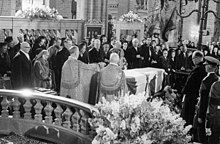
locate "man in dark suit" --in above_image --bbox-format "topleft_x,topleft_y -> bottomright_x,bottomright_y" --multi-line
140,38 -> 151,67
89,39 -> 102,63
127,38 -> 143,69
12,33 -> 24,60
182,51 -> 207,126
178,45 -> 189,70
11,42 -> 32,89
158,49 -> 170,72
100,42 -> 110,65
195,56 -> 219,143
11,42 -> 33,118
54,38 -> 70,93
5,36 -> 15,61
150,44 -> 162,68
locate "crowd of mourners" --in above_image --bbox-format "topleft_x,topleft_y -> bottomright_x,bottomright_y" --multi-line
1,33 -> 220,90
1,33 -> 220,143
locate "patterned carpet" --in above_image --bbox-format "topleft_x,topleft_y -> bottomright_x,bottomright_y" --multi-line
0,133 -> 55,144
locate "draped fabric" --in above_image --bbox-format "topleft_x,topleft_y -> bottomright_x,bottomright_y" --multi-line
0,52 -> 11,76
162,7 -> 177,42
97,64 -> 127,102
33,58 -> 50,89
60,57 -> 100,103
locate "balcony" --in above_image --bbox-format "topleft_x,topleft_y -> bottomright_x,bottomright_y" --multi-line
0,89 -> 94,144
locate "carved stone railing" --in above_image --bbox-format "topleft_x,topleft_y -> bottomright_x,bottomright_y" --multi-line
0,16 -> 84,43
0,89 -> 94,144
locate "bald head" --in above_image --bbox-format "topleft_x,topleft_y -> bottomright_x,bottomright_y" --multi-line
17,33 -> 24,43
94,39 -> 101,50
192,50 -> 204,65
115,41 -> 121,49
69,46 -> 79,59
132,38 -> 139,47
20,42 -> 31,54
110,53 -> 120,65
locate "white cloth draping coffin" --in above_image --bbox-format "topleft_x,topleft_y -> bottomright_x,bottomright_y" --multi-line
124,67 -> 165,95
60,57 -> 99,103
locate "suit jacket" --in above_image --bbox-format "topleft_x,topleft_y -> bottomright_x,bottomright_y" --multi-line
88,48 -> 102,63
54,47 -> 70,92
150,50 -> 162,68
187,55 -> 194,70
11,51 -> 32,89
127,46 -> 142,69
175,54 -> 182,70
12,43 -> 21,58
55,47 -> 70,72
78,52 -> 89,64
169,57 -> 176,70
198,73 -> 219,121
206,81 -> 220,129
158,56 -> 170,72
182,61 -> 207,100
0,52 -> 11,76
140,44 -> 151,67
179,51 -> 188,69
99,49 -> 110,64
182,62 -> 207,125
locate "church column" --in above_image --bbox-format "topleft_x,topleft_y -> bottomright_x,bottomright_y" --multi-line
90,0 -> 94,20
103,0 -> 108,35
10,0 -> 16,16
76,0 -> 86,20
45,0 -> 50,7
22,0 -> 32,10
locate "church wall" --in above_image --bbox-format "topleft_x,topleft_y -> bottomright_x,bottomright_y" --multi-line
206,0 -> 217,42
0,0 -> 15,16
55,0 -> 72,19
182,1 -> 217,44
181,2 -> 201,43
213,2 -> 220,42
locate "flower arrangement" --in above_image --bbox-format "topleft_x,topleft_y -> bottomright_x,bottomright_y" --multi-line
15,6 -> 63,21
119,11 -> 143,23
89,93 -> 191,144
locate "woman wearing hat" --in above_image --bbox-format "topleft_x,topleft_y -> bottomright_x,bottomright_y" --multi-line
33,50 -> 51,89
0,42 -> 10,77
78,42 -> 89,64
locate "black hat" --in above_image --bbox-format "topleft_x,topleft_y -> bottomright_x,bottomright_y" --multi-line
204,56 -> 220,66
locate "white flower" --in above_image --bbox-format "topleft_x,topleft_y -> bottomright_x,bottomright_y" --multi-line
134,116 -> 141,127
15,10 -> 23,17
120,120 -> 126,130
183,125 -> 192,134
119,11 -> 143,23
90,92 -> 190,143
57,15 -> 64,20
92,139 -> 101,144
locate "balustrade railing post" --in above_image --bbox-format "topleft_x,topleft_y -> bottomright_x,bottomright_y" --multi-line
1,96 -> 8,117
79,110 -> 89,135
0,89 -> 93,143
12,97 -> 20,118
63,107 -> 72,129
34,99 -> 43,122
72,108 -> 80,132
44,102 -> 53,124
54,104 -> 63,126
23,99 -> 32,119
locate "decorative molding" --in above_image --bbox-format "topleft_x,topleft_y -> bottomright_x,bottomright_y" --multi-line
86,19 -> 102,24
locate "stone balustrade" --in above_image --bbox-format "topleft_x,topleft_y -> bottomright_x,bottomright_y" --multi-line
0,89 -> 94,144
0,16 -> 84,43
